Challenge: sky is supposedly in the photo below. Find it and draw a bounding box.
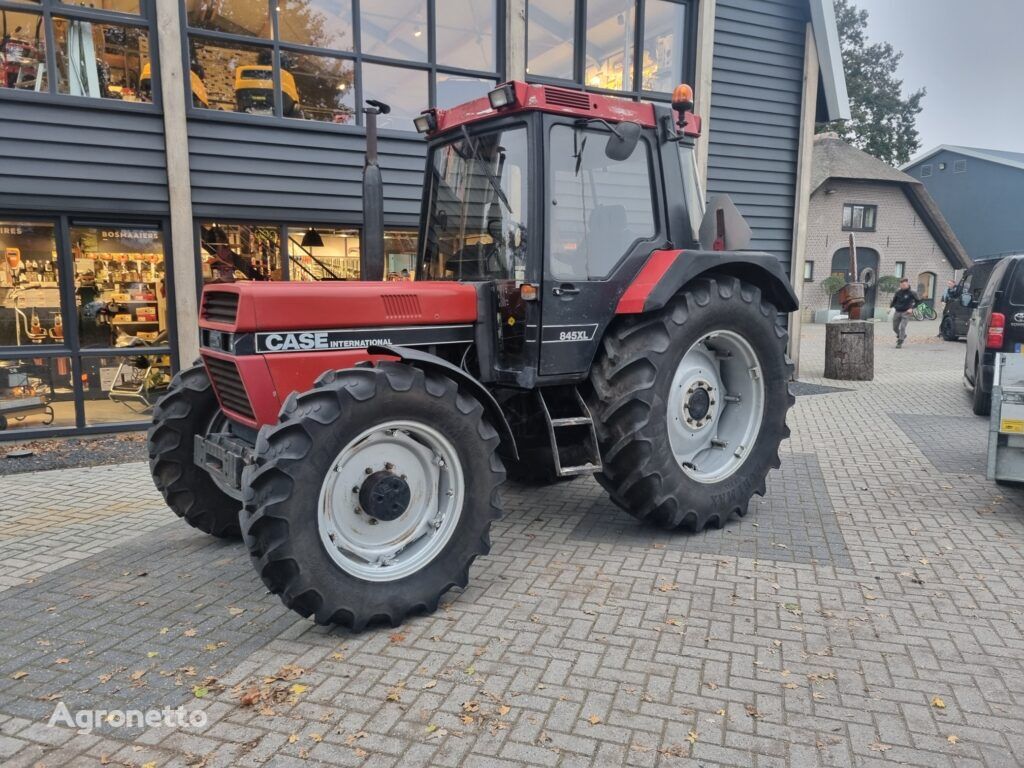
[852,0,1024,161]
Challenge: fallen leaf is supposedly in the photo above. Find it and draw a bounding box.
[193,685,208,699]
[239,687,262,707]
[11,671,27,680]
[863,593,878,601]
[704,681,718,690]
[745,704,762,719]
[228,607,245,616]
[147,652,159,659]
[183,628,198,637]
[462,701,480,713]
[130,670,147,681]
[330,652,345,661]
[783,603,802,615]
[354,748,368,758]
[142,762,157,768]
[311,733,323,743]
[657,582,678,593]
[425,724,438,733]
[782,682,798,689]
[290,683,309,695]
[344,731,367,746]
[686,730,698,745]
[288,734,299,744]
[947,734,959,744]
[919,558,929,565]
[159,627,169,635]
[715,708,726,716]
[423,680,437,689]
[389,633,407,645]
[932,696,946,709]
[498,705,511,716]
[869,740,892,752]
[465,665,476,676]
[55,658,69,665]
[460,715,474,725]
[587,714,602,725]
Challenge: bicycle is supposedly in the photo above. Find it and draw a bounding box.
[913,303,937,321]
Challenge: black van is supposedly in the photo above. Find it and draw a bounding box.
[964,254,1024,415]
[940,259,1001,341]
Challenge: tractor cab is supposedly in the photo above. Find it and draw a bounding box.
[413,82,709,385]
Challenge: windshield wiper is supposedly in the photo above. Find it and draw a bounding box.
[460,125,513,216]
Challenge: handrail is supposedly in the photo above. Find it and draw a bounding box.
[286,235,341,280]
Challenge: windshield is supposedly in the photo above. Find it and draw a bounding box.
[420,126,529,281]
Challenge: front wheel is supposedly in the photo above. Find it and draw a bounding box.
[148,364,242,538]
[589,276,794,530]
[940,315,957,341]
[241,362,505,629]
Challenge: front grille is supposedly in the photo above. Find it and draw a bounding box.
[201,291,239,325]
[381,294,422,320]
[205,357,255,420]
[544,86,591,110]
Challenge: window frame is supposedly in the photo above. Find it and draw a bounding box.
[525,0,697,103]
[894,261,905,279]
[0,0,161,112]
[803,260,813,282]
[0,210,177,437]
[179,0,506,133]
[842,203,878,233]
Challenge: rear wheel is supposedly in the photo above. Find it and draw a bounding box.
[589,276,793,530]
[148,364,242,538]
[940,315,957,341]
[241,362,504,629]
[972,360,991,416]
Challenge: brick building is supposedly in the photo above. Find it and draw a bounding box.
[802,134,970,322]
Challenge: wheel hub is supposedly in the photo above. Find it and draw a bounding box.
[684,381,715,427]
[359,471,411,522]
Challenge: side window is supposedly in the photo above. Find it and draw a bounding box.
[548,125,657,280]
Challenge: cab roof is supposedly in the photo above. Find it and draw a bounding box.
[428,81,701,138]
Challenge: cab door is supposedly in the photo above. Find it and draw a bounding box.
[539,121,664,376]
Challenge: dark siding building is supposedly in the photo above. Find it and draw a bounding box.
[0,0,846,438]
[904,146,1024,261]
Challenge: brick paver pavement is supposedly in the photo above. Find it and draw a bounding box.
[1,319,1023,768]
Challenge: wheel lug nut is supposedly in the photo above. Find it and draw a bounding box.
[351,486,359,493]
[385,462,394,471]
[365,467,373,475]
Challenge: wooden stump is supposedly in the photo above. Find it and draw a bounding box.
[824,320,874,381]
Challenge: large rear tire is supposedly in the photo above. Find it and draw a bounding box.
[241,362,504,629]
[148,364,242,538]
[589,276,794,531]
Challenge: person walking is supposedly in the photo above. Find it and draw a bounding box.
[890,277,920,348]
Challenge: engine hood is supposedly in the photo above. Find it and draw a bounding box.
[198,280,479,333]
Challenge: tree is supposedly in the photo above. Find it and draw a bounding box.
[819,0,926,166]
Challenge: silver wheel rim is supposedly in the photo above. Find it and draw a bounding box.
[317,420,465,582]
[666,330,766,484]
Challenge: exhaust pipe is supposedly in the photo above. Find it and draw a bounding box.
[361,99,390,281]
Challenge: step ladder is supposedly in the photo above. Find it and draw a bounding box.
[538,387,603,477]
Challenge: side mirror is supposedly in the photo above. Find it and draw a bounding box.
[605,122,642,161]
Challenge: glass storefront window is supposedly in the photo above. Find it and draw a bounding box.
[585,0,636,92]
[363,62,427,132]
[0,10,48,92]
[70,225,167,350]
[53,17,151,102]
[200,223,281,283]
[186,0,270,38]
[641,0,686,93]
[288,53,355,123]
[384,230,418,281]
[61,0,141,14]
[436,0,495,71]
[82,352,171,425]
[287,226,360,281]
[0,357,75,433]
[189,37,273,113]
[360,0,427,62]
[277,0,353,51]
[0,222,62,348]
[527,0,575,80]
[435,73,493,109]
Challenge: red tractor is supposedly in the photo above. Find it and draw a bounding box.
[149,82,796,630]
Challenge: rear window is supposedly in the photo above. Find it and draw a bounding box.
[1009,261,1024,306]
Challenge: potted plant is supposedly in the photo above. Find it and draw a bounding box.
[820,275,847,296]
